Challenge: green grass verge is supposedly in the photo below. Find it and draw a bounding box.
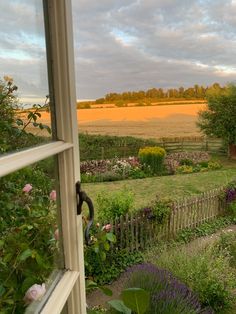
[84,167,236,212]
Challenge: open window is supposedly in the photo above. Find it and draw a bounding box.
[0,1,86,313]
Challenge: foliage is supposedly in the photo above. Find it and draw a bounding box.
[221,180,236,217]
[78,133,157,161]
[138,146,166,174]
[176,165,193,174]
[176,160,222,175]
[0,166,57,312]
[176,216,235,243]
[124,263,211,314]
[152,245,236,312]
[141,199,171,224]
[215,232,236,268]
[79,83,228,109]
[0,76,50,153]
[84,226,116,279]
[198,83,236,145]
[85,248,143,285]
[164,151,210,173]
[108,288,150,314]
[97,189,134,222]
[179,158,194,166]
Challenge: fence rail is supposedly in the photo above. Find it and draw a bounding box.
[109,187,226,252]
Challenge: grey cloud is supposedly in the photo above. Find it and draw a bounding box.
[0,0,235,101]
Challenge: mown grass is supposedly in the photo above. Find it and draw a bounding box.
[84,167,236,211]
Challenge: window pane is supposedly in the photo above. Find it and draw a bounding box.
[0,156,63,312]
[0,0,54,155]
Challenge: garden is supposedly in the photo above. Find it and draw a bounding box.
[1,77,236,313]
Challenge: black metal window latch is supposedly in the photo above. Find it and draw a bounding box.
[76,181,94,245]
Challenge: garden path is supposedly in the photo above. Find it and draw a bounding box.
[86,224,236,309]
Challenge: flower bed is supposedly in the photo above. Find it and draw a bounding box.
[80,151,221,183]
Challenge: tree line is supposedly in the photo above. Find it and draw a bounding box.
[95,82,225,104]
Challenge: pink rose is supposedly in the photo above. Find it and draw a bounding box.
[23,283,46,304]
[49,190,56,201]
[102,224,112,232]
[22,184,33,193]
[54,228,59,241]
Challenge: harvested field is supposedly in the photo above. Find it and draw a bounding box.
[25,103,206,138]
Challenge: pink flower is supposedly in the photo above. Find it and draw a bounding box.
[49,190,56,201]
[102,224,112,232]
[22,184,33,193]
[23,283,46,304]
[54,228,59,241]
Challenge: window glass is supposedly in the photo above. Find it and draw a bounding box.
[0,156,63,312]
[0,0,53,155]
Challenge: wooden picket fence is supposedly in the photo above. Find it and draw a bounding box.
[109,187,226,252]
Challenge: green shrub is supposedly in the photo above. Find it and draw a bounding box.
[207,161,222,170]
[151,199,171,224]
[138,146,166,174]
[125,263,209,314]
[97,189,134,222]
[176,165,193,174]
[150,246,236,312]
[179,158,194,166]
[0,166,57,312]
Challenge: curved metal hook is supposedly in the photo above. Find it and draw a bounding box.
[76,181,94,245]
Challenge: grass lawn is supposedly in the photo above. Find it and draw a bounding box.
[83,166,236,211]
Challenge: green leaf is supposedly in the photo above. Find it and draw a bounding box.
[121,288,150,314]
[0,284,6,297]
[15,119,23,126]
[86,280,98,290]
[98,286,113,296]
[0,240,4,248]
[106,232,116,243]
[104,242,110,251]
[100,251,106,261]
[18,249,32,261]
[108,300,131,314]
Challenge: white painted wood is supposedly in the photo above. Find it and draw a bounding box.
[43,0,86,312]
[0,142,72,177]
[40,271,79,314]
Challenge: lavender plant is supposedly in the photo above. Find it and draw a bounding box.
[125,263,213,314]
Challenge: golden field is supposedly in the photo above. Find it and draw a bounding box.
[28,102,206,139]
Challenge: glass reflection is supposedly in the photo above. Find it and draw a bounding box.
[0,156,63,312]
[0,0,52,155]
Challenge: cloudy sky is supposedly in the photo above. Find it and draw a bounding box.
[0,0,236,103]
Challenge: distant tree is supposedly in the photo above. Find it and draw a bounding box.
[198,83,236,158]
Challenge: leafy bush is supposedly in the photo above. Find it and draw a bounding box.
[152,246,236,312]
[125,263,212,314]
[0,166,57,312]
[176,165,193,174]
[179,158,194,166]
[85,247,143,285]
[215,232,236,268]
[207,161,222,170]
[97,189,134,222]
[141,199,171,224]
[0,76,50,153]
[78,133,158,161]
[138,146,166,174]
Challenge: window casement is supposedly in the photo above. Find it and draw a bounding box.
[0,0,86,313]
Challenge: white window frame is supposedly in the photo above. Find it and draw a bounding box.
[0,0,86,313]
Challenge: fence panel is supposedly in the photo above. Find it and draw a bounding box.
[109,187,226,251]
